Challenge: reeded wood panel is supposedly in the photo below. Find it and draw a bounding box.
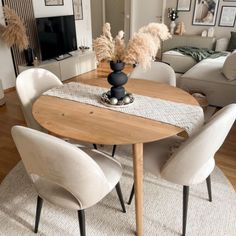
[2,0,39,74]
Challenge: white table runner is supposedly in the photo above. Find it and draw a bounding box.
[44,82,204,135]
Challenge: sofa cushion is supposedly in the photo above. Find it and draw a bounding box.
[180,55,236,107]
[223,51,236,81]
[227,32,236,52]
[215,38,229,51]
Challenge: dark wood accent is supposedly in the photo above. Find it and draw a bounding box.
[115,183,126,213]
[78,210,86,236]
[34,195,43,233]
[183,186,189,236]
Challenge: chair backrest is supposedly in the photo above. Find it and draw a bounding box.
[16,68,62,131]
[161,104,236,186]
[129,61,176,86]
[11,126,111,209]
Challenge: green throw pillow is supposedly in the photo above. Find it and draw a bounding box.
[227,31,236,52]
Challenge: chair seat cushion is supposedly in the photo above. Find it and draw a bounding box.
[80,147,122,190]
[144,136,184,177]
[34,177,81,210]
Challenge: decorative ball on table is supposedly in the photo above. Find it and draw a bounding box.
[93,22,171,106]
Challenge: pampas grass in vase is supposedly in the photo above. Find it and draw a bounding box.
[0,6,29,51]
[93,22,171,104]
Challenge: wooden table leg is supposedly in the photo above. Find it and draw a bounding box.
[133,143,143,236]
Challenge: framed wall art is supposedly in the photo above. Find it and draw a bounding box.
[192,0,219,26]
[177,0,191,11]
[45,0,64,6]
[219,6,236,27]
[73,0,83,20]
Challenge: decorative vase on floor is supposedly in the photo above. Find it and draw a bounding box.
[107,61,128,100]
[170,21,176,35]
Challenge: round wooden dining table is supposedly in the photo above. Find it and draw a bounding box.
[33,78,199,236]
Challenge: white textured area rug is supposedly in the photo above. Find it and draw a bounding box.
[0,145,236,236]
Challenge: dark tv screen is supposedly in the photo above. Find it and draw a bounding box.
[36,15,77,61]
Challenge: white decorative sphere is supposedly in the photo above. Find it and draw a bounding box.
[110,97,118,105]
[123,96,131,104]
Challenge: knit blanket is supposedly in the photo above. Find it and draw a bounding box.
[172,46,228,62]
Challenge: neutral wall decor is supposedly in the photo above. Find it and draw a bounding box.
[45,0,64,6]
[73,0,83,20]
[192,0,219,26]
[219,6,236,27]
[177,0,191,11]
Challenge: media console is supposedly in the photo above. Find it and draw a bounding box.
[18,51,97,81]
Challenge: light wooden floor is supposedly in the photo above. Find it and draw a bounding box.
[0,63,236,192]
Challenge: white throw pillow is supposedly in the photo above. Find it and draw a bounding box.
[222,51,236,81]
[215,38,229,52]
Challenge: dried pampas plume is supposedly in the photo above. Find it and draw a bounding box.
[93,22,170,69]
[114,30,125,62]
[124,33,159,69]
[0,6,29,51]
[93,22,114,62]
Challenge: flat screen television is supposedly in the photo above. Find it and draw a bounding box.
[36,15,77,61]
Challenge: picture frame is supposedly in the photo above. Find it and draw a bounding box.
[44,0,64,6]
[192,0,219,26]
[73,0,83,20]
[177,0,191,12]
[219,6,236,27]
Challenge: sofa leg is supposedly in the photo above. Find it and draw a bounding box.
[183,186,189,236]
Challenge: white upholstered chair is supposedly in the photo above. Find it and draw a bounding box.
[128,104,236,236]
[129,61,176,86]
[11,126,126,236]
[16,68,63,131]
[16,68,98,150]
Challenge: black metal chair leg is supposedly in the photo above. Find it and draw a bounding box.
[127,183,134,205]
[183,186,189,236]
[93,144,97,150]
[34,196,43,233]
[115,183,126,213]
[206,175,212,202]
[111,145,117,157]
[78,210,86,236]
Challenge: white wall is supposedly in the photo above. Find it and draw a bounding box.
[166,0,236,38]
[32,0,73,17]
[0,2,16,90]
[75,0,92,48]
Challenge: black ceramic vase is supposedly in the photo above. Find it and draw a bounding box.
[24,47,34,66]
[107,61,128,100]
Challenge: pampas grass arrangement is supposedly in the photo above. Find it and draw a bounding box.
[0,6,28,51]
[93,22,171,69]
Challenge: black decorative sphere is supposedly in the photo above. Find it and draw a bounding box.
[107,61,128,100]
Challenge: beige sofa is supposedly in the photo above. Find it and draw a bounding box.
[162,35,235,107]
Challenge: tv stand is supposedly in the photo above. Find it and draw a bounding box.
[18,51,97,81]
[55,53,72,61]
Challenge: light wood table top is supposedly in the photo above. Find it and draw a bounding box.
[33,78,198,236]
[33,78,198,145]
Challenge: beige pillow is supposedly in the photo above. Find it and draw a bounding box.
[222,51,236,81]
